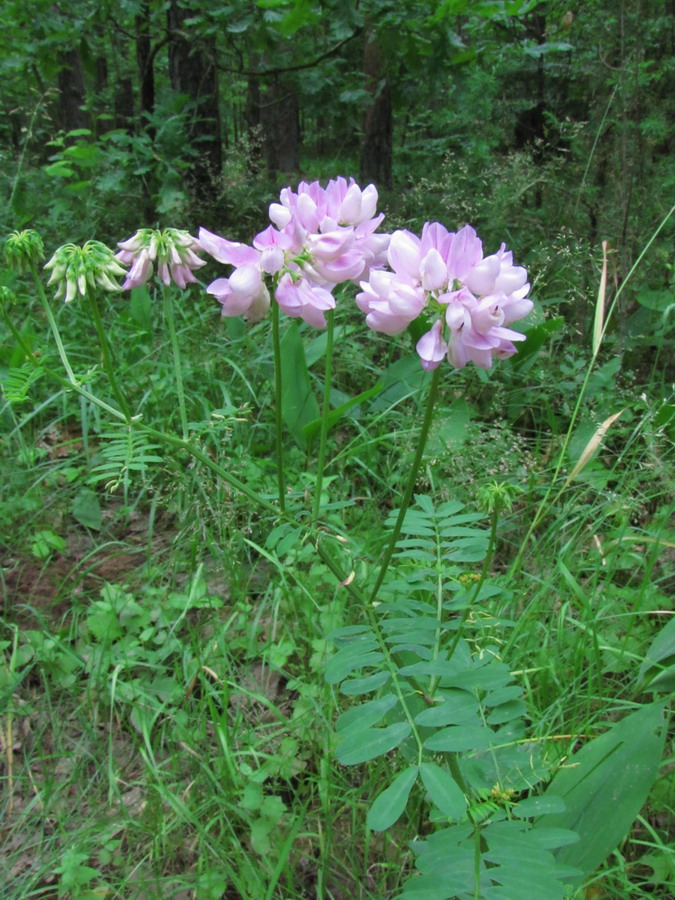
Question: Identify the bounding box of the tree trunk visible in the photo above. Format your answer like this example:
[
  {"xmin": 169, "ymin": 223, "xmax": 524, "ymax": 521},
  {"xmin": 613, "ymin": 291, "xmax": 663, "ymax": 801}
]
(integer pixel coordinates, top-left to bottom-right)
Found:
[
  {"xmin": 260, "ymin": 75, "xmax": 300, "ymax": 178},
  {"xmin": 135, "ymin": 2, "xmax": 155, "ymax": 137},
  {"xmin": 167, "ymin": 0, "xmax": 222, "ymax": 209},
  {"xmin": 56, "ymin": 48, "xmax": 89, "ymax": 133},
  {"xmin": 245, "ymin": 73, "xmax": 264, "ymax": 176},
  {"xmin": 359, "ymin": 30, "xmax": 392, "ymax": 190}
]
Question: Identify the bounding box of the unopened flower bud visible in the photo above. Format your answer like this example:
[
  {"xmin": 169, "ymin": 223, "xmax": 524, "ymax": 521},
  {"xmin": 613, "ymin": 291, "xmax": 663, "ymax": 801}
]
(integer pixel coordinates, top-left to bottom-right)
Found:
[
  {"xmin": 44, "ymin": 240, "xmax": 126, "ymax": 302},
  {"xmin": 4, "ymin": 230, "xmax": 45, "ymax": 272},
  {"xmin": 0, "ymin": 285, "xmax": 17, "ymax": 309}
]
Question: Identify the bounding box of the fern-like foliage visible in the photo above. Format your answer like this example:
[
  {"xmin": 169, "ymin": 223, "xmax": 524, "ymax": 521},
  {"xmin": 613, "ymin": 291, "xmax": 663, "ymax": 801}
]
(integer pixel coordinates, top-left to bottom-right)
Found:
[
  {"xmin": 327, "ymin": 495, "xmax": 579, "ymax": 900},
  {"xmin": 0, "ymin": 363, "xmax": 44, "ymax": 404},
  {"xmin": 88, "ymin": 425, "xmax": 163, "ymax": 492}
]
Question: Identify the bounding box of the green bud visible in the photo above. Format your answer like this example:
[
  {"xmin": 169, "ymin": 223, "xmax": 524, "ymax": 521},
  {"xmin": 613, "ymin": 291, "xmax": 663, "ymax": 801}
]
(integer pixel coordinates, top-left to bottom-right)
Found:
[
  {"xmin": 0, "ymin": 285, "xmax": 17, "ymax": 309},
  {"xmin": 477, "ymin": 480, "xmax": 522, "ymax": 515},
  {"xmin": 4, "ymin": 230, "xmax": 45, "ymax": 272},
  {"xmin": 43, "ymin": 240, "xmax": 126, "ymax": 302}
]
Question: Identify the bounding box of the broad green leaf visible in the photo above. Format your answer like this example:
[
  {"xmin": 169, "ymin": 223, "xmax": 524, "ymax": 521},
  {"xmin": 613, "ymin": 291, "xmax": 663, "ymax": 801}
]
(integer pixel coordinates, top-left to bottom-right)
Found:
[
  {"xmin": 511, "ymin": 316, "xmax": 564, "ymax": 369},
  {"xmin": 424, "ymin": 724, "xmax": 493, "ymax": 752},
  {"xmin": 637, "ymin": 616, "xmax": 675, "ymax": 693},
  {"xmin": 534, "ymin": 702, "xmax": 668, "ymax": 883},
  {"xmin": 324, "ymin": 637, "xmax": 380, "ymax": 684},
  {"xmin": 280, "ymin": 321, "xmax": 319, "ymax": 446},
  {"xmin": 302, "ymin": 380, "xmax": 384, "ymax": 440},
  {"xmin": 513, "ymin": 795, "xmax": 566, "ymax": 817},
  {"xmin": 636, "ymin": 288, "xmax": 674, "ymax": 310},
  {"xmin": 336, "ymin": 722, "xmax": 411, "ymax": 765},
  {"xmin": 336, "ymin": 693, "xmax": 398, "ymax": 736},
  {"xmin": 129, "ymin": 285, "xmax": 153, "ymax": 331},
  {"xmin": 367, "ymin": 766, "xmax": 418, "ymax": 831},
  {"xmin": 414, "ymin": 689, "xmax": 479, "ymax": 726},
  {"xmin": 340, "ymin": 671, "xmax": 391, "ymax": 695},
  {"xmin": 72, "ymin": 489, "xmax": 102, "ymax": 530},
  {"xmin": 419, "ymin": 762, "xmax": 466, "ymax": 819},
  {"xmin": 304, "ymin": 324, "xmax": 359, "ymax": 366}
]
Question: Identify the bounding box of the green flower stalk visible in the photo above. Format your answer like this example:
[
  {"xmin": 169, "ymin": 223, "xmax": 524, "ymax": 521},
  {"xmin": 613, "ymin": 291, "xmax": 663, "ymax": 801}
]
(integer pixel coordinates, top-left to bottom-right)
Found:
[
  {"xmin": 114, "ymin": 228, "xmax": 207, "ymax": 439},
  {"xmin": 42, "ymin": 241, "xmax": 130, "ymax": 418}
]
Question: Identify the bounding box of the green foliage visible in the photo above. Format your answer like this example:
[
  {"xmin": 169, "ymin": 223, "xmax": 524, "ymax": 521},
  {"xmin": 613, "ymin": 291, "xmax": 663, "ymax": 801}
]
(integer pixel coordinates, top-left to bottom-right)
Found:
[{"xmin": 535, "ymin": 702, "xmax": 668, "ymax": 886}]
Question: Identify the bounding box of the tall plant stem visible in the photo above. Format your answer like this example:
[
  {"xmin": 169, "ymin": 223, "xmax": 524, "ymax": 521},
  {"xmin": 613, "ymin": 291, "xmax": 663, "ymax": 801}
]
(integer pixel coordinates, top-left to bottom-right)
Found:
[
  {"xmin": 271, "ymin": 300, "xmax": 286, "ymax": 513},
  {"xmin": 313, "ymin": 308, "xmax": 335, "ymax": 524},
  {"xmin": 31, "ymin": 264, "xmax": 77, "ymax": 386},
  {"xmin": 162, "ymin": 284, "xmax": 189, "ymax": 440},
  {"xmin": 6, "ymin": 305, "xmax": 375, "ymax": 615},
  {"xmin": 86, "ymin": 290, "xmax": 132, "ymax": 421},
  {"xmin": 1, "ymin": 308, "xmax": 127, "ymax": 422},
  {"xmin": 369, "ymin": 366, "xmax": 442, "ymax": 603}
]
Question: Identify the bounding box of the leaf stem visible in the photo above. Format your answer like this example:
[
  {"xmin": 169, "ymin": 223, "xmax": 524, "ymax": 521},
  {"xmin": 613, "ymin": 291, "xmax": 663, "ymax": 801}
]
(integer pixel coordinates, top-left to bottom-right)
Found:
[
  {"xmin": 162, "ymin": 283, "xmax": 189, "ymax": 440},
  {"xmin": 0, "ymin": 308, "xmax": 127, "ymax": 421},
  {"xmin": 86, "ymin": 289, "xmax": 132, "ymax": 421},
  {"xmin": 30, "ymin": 263, "xmax": 77, "ymax": 385},
  {"xmin": 313, "ymin": 307, "xmax": 335, "ymax": 524},
  {"xmin": 271, "ymin": 299, "xmax": 286, "ymax": 513},
  {"xmin": 369, "ymin": 366, "xmax": 442, "ymax": 603}
]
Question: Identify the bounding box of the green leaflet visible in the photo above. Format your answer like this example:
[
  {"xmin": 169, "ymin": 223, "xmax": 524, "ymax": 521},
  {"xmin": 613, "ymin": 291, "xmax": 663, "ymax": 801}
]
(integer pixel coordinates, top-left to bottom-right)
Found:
[
  {"xmin": 336, "ymin": 722, "xmax": 412, "ymax": 766},
  {"xmin": 368, "ymin": 766, "xmax": 419, "ymax": 831},
  {"xmin": 340, "ymin": 671, "xmax": 391, "ymax": 695},
  {"xmin": 419, "ymin": 762, "xmax": 466, "ymax": 820},
  {"xmin": 324, "ymin": 634, "xmax": 380, "ymax": 684},
  {"xmin": 424, "ymin": 724, "xmax": 494, "ymax": 753},
  {"xmin": 336, "ymin": 693, "xmax": 398, "ymax": 736},
  {"xmin": 512, "ymin": 795, "xmax": 566, "ymax": 817},
  {"xmin": 280, "ymin": 320, "xmax": 319, "ymax": 446},
  {"xmin": 534, "ymin": 700, "xmax": 668, "ymax": 884},
  {"xmin": 414, "ymin": 689, "xmax": 479, "ymax": 726}
]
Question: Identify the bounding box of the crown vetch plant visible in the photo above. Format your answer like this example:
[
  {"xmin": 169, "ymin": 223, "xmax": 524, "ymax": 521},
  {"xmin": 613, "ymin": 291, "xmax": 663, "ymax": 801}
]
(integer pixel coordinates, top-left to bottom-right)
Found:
[{"xmin": 2, "ymin": 177, "xmax": 670, "ymax": 900}]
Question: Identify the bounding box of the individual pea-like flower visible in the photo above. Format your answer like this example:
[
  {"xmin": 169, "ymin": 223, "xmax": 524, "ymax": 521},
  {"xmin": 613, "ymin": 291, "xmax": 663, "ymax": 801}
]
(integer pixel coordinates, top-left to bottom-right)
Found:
[
  {"xmin": 357, "ymin": 222, "xmax": 532, "ymax": 370},
  {"xmin": 4, "ymin": 229, "xmax": 45, "ymax": 272},
  {"xmin": 115, "ymin": 228, "xmax": 206, "ymax": 290},
  {"xmin": 44, "ymin": 241, "xmax": 127, "ymax": 302}
]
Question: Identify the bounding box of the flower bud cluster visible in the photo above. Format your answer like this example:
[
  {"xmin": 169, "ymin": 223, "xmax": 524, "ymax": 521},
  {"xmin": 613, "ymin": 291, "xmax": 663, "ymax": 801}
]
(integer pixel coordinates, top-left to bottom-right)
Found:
[
  {"xmin": 115, "ymin": 228, "xmax": 206, "ymax": 290},
  {"xmin": 4, "ymin": 230, "xmax": 45, "ymax": 272},
  {"xmin": 44, "ymin": 241, "xmax": 127, "ymax": 302},
  {"xmin": 199, "ymin": 177, "xmax": 389, "ymax": 328},
  {"xmin": 356, "ymin": 223, "xmax": 532, "ymax": 370}
]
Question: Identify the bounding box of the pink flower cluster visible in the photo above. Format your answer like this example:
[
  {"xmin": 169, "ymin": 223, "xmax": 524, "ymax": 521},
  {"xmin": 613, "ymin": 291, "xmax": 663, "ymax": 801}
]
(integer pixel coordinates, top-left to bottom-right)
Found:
[
  {"xmin": 199, "ymin": 177, "xmax": 389, "ymax": 328},
  {"xmin": 356, "ymin": 223, "xmax": 532, "ymax": 370},
  {"xmin": 115, "ymin": 228, "xmax": 206, "ymax": 290}
]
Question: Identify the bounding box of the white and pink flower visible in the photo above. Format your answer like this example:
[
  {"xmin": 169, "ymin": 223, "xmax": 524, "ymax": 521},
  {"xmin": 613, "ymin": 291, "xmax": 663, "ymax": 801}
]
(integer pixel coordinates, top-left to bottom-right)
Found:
[
  {"xmin": 115, "ymin": 228, "xmax": 206, "ymax": 290},
  {"xmin": 357, "ymin": 222, "xmax": 532, "ymax": 370},
  {"xmin": 199, "ymin": 177, "xmax": 389, "ymax": 328}
]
